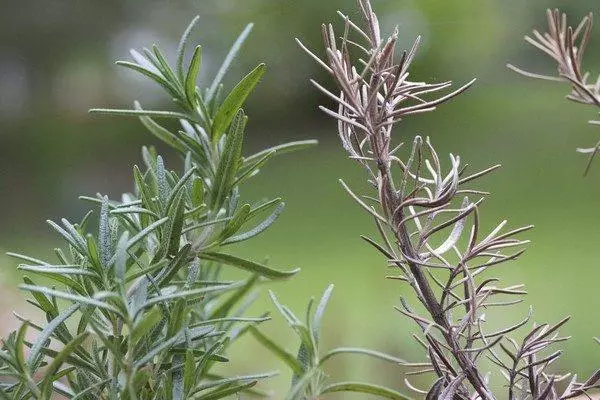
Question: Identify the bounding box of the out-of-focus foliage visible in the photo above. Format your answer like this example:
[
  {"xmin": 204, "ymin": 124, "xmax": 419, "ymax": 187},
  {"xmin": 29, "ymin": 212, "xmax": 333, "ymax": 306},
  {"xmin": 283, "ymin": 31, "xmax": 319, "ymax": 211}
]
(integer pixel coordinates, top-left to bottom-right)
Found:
[{"xmin": 254, "ymin": 285, "xmax": 408, "ymax": 399}]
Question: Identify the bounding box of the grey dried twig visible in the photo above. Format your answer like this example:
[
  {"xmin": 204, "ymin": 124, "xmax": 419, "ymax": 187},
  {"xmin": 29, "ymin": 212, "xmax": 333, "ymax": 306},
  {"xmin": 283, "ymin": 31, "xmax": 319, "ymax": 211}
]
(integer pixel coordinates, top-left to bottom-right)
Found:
[
  {"xmin": 508, "ymin": 9, "xmax": 600, "ymax": 175},
  {"xmin": 301, "ymin": 1, "xmax": 599, "ymax": 399}
]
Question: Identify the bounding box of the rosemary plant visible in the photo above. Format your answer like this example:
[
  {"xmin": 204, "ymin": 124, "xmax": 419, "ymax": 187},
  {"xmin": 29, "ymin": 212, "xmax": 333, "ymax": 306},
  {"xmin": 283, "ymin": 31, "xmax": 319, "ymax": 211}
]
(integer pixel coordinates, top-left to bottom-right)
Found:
[
  {"xmin": 0, "ymin": 10, "xmax": 410, "ymax": 400},
  {"xmin": 298, "ymin": 1, "xmax": 600, "ymax": 399},
  {"xmin": 1, "ymin": 15, "xmax": 317, "ymax": 399},
  {"xmin": 3, "ymin": 2, "xmax": 598, "ymax": 400},
  {"xmin": 508, "ymin": 9, "xmax": 600, "ymax": 175},
  {"xmin": 253, "ymin": 285, "xmax": 408, "ymax": 399},
  {"xmin": 509, "ymin": 3, "xmax": 600, "ymax": 358}
]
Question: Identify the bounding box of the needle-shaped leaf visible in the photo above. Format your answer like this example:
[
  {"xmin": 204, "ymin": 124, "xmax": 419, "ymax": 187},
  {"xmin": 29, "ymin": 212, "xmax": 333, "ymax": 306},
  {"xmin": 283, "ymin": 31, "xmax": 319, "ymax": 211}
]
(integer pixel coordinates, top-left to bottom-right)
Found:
[
  {"xmin": 134, "ymin": 102, "xmax": 187, "ymax": 153},
  {"xmin": 167, "ymin": 189, "xmax": 185, "ymax": 256},
  {"xmin": 166, "ymin": 166, "xmax": 197, "ymax": 212},
  {"xmin": 284, "ymin": 367, "xmax": 321, "ymax": 400},
  {"xmin": 220, "ymin": 203, "xmax": 250, "ymax": 240},
  {"xmin": 17, "ymin": 265, "xmax": 95, "ymax": 277},
  {"xmin": 131, "ymin": 306, "xmax": 163, "ymax": 345},
  {"xmin": 90, "ymin": 108, "xmax": 197, "ymax": 123},
  {"xmin": 195, "ymin": 381, "xmax": 259, "ymax": 400},
  {"xmin": 268, "ymin": 290, "xmax": 301, "ymax": 326},
  {"xmin": 222, "ymin": 202, "xmax": 284, "ymax": 245},
  {"xmin": 207, "ymin": 23, "xmax": 254, "ymax": 101},
  {"xmin": 185, "ymin": 45, "xmax": 202, "ymax": 106},
  {"xmin": 40, "ymin": 333, "xmax": 89, "ymax": 399},
  {"xmin": 20, "ymin": 285, "xmax": 122, "ymax": 316},
  {"xmin": 192, "ymin": 372, "xmax": 276, "ymax": 394},
  {"xmin": 133, "ymin": 165, "xmax": 158, "ymax": 214},
  {"xmin": 126, "ymin": 217, "xmax": 169, "ymax": 250},
  {"xmin": 211, "ymin": 109, "xmax": 246, "ymax": 209},
  {"xmin": 136, "ymin": 283, "xmax": 239, "ymax": 317},
  {"xmin": 99, "ymin": 196, "xmax": 110, "ymax": 268},
  {"xmin": 116, "ymin": 61, "xmax": 179, "ymax": 99},
  {"xmin": 21, "ymin": 277, "xmax": 55, "ymax": 315},
  {"xmin": 242, "ymin": 139, "xmax": 318, "ymax": 167},
  {"xmin": 233, "ymin": 149, "xmax": 275, "ymax": 186},
  {"xmin": 114, "ymin": 231, "xmax": 129, "ymax": 282},
  {"xmin": 183, "ymin": 347, "xmax": 196, "ymax": 396},
  {"xmin": 320, "ymin": 347, "xmax": 406, "ymax": 365},
  {"xmin": 191, "ymin": 177, "xmax": 204, "ymax": 207},
  {"xmin": 28, "ymin": 304, "xmax": 80, "ymax": 370},
  {"xmin": 18, "ymin": 265, "xmax": 89, "ymax": 295},
  {"xmin": 155, "ymin": 244, "xmax": 191, "ymax": 287},
  {"xmin": 46, "ymin": 219, "xmax": 85, "ymax": 255},
  {"xmin": 320, "ymin": 382, "xmax": 412, "ymax": 399},
  {"xmin": 177, "ymin": 15, "xmax": 201, "ymax": 81},
  {"xmin": 152, "ymin": 45, "xmax": 181, "ymax": 92},
  {"xmin": 134, "ymin": 329, "xmax": 184, "ymax": 369},
  {"xmin": 312, "ymin": 284, "xmax": 334, "ymax": 343},
  {"xmin": 156, "ymin": 156, "xmax": 169, "ymax": 208},
  {"xmin": 209, "ymin": 274, "xmax": 259, "ymax": 319},
  {"xmin": 7, "ymin": 252, "xmax": 50, "ymax": 266},
  {"xmin": 200, "ymin": 252, "xmax": 299, "ymax": 279},
  {"xmin": 211, "ymin": 64, "xmax": 264, "ymax": 142},
  {"xmin": 249, "ymin": 326, "xmax": 304, "ymax": 376}
]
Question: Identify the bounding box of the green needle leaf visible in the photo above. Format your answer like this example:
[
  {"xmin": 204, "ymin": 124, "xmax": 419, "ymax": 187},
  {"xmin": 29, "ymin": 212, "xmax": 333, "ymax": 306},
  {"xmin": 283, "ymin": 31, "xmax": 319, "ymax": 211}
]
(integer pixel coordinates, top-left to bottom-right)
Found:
[
  {"xmin": 242, "ymin": 140, "xmax": 318, "ymax": 167},
  {"xmin": 40, "ymin": 333, "xmax": 90, "ymax": 399},
  {"xmin": 28, "ymin": 304, "xmax": 80, "ymax": 370},
  {"xmin": 211, "ymin": 64, "xmax": 265, "ymax": 142},
  {"xmin": 320, "ymin": 382, "xmax": 412, "ymax": 399},
  {"xmin": 89, "ymin": 108, "xmax": 197, "ymax": 123},
  {"xmin": 200, "ymin": 252, "xmax": 299, "ymax": 279},
  {"xmin": 312, "ymin": 284, "xmax": 334, "ymax": 343},
  {"xmin": 320, "ymin": 347, "xmax": 406, "ymax": 366},
  {"xmin": 177, "ymin": 15, "xmax": 201, "ymax": 81},
  {"xmin": 211, "ymin": 109, "xmax": 247, "ymax": 209},
  {"xmin": 249, "ymin": 326, "xmax": 304, "ymax": 376},
  {"xmin": 185, "ymin": 45, "xmax": 202, "ymax": 106},
  {"xmin": 207, "ymin": 23, "xmax": 254, "ymax": 101}
]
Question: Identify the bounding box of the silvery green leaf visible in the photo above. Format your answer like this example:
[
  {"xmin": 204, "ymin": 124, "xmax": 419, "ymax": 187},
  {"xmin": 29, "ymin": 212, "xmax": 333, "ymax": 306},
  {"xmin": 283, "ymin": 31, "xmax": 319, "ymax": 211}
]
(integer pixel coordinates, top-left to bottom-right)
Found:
[
  {"xmin": 99, "ymin": 196, "xmax": 110, "ymax": 268},
  {"xmin": 206, "ymin": 23, "xmax": 253, "ymax": 101},
  {"xmin": 134, "ymin": 328, "xmax": 185, "ymax": 369},
  {"xmin": 222, "ymin": 202, "xmax": 284, "ymax": 245},
  {"xmin": 176, "ymin": 15, "xmax": 201, "ymax": 81},
  {"xmin": 211, "ymin": 64, "xmax": 264, "ymax": 142},
  {"xmin": 312, "ymin": 284, "xmax": 334, "ymax": 344},
  {"xmin": 249, "ymin": 326, "xmax": 303, "ymax": 376},
  {"xmin": 114, "ymin": 231, "xmax": 129, "ymax": 283},
  {"xmin": 28, "ymin": 304, "xmax": 80, "ymax": 369},
  {"xmin": 200, "ymin": 252, "xmax": 299, "ymax": 280},
  {"xmin": 185, "ymin": 45, "xmax": 202, "ymax": 106},
  {"xmin": 320, "ymin": 382, "xmax": 412, "ymax": 399}
]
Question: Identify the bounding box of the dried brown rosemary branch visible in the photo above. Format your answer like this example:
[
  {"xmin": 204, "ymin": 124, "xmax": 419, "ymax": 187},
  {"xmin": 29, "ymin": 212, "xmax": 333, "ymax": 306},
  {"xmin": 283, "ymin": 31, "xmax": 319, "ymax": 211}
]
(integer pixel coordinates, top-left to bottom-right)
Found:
[
  {"xmin": 300, "ymin": 1, "xmax": 600, "ymax": 399},
  {"xmin": 508, "ymin": 9, "xmax": 600, "ymax": 175}
]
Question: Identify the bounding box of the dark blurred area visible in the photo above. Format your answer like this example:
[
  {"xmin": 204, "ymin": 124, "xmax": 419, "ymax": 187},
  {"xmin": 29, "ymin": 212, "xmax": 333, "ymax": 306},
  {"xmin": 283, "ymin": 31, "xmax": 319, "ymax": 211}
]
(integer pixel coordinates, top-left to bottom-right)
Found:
[{"xmin": 1, "ymin": 0, "xmax": 599, "ymax": 396}]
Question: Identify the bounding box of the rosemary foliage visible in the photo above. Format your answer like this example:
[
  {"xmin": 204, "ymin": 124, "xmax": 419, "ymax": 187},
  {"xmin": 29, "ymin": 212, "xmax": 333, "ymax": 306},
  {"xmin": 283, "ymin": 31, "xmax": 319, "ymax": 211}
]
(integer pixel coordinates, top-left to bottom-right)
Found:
[
  {"xmin": 0, "ymin": 11, "xmax": 410, "ymax": 400},
  {"xmin": 299, "ymin": 1, "xmax": 600, "ymax": 399},
  {"xmin": 254, "ymin": 285, "xmax": 408, "ymax": 399},
  {"xmin": 2, "ymin": 2, "xmax": 599, "ymax": 400},
  {"xmin": 2, "ymin": 15, "xmax": 315, "ymax": 399},
  {"xmin": 508, "ymin": 9, "xmax": 600, "ymax": 175}
]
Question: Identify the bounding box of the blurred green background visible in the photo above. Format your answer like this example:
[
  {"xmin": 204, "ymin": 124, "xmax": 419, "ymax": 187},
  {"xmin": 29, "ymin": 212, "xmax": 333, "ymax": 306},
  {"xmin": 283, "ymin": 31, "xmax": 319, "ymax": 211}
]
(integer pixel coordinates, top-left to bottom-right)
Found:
[{"xmin": 1, "ymin": 0, "xmax": 599, "ymax": 397}]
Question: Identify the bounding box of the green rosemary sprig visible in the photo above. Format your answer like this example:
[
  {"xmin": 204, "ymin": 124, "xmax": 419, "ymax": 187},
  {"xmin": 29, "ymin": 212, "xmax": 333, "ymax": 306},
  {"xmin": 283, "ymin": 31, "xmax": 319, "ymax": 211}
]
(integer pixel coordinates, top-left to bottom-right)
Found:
[{"xmin": 2, "ymin": 14, "xmax": 314, "ymax": 399}]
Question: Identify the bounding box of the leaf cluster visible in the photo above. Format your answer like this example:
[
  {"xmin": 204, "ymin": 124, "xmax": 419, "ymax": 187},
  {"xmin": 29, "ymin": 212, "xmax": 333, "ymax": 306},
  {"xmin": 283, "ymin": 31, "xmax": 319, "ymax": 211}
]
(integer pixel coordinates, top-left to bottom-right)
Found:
[
  {"xmin": 0, "ymin": 11, "xmax": 411, "ymax": 400},
  {"xmin": 508, "ymin": 9, "xmax": 600, "ymax": 175},
  {"xmin": 1, "ymin": 15, "xmax": 309, "ymax": 400},
  {"xmin": 300, "ymin": 1, "xmax": 600, "ymax": 399},
  {"xmin": 252, "ymin": 285, "xmax": 408, "ymax": 399}
]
